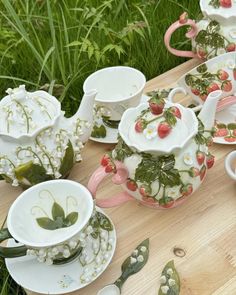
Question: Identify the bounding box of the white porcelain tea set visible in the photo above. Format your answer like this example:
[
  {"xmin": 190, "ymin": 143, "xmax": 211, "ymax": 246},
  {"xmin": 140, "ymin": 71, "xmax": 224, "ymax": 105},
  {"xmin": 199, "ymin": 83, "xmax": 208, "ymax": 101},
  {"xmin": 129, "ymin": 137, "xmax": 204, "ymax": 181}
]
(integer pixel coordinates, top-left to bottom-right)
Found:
[{"xmin": 1, "ymin": 1, "xmax": 236, "ymax": 294}]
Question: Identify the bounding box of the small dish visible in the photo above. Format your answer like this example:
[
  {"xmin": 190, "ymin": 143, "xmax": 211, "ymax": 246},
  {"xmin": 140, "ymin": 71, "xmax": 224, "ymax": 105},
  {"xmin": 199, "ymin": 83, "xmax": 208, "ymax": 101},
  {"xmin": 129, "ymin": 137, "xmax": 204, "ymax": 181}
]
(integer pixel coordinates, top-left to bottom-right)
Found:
[
  {"xmin": 5, "ymin": 208, "xmax": 116, "ymax": 295},
  {"xmin": 90, "ymin": 94, "xmax": 149, "ymax": 144},
  {"xmin": 214, "ymin": 102, "xmax": 236, "ymax": 144}
]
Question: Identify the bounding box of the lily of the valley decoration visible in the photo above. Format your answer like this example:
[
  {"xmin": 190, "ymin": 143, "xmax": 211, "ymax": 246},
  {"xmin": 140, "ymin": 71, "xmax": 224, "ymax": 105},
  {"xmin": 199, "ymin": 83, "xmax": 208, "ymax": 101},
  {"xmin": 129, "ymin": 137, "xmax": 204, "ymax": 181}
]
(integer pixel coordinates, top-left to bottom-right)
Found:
[{"xmin": 158, "ymin": 260, "xmax": 180, "ymax": 295}]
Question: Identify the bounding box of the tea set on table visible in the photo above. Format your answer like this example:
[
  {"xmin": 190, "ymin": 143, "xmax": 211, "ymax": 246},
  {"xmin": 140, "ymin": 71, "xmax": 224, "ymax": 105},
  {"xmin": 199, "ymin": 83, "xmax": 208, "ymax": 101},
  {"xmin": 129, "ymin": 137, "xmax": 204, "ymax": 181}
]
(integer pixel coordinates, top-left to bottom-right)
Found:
[{"xmin": 1, "ymin": 1, "xmax": 236, "ymax": 294}]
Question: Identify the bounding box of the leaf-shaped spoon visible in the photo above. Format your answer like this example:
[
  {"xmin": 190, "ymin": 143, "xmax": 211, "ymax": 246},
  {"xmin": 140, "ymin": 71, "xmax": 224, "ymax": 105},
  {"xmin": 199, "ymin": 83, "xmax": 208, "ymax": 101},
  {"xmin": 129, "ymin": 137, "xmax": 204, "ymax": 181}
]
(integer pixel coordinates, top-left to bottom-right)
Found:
[
  {"xmin": 158, "ymin": 260, "xmax": 180, "ymax": 295},
  {"xmin": 97, "ymin": 238, "xmax": 149, "ymax": 295}
]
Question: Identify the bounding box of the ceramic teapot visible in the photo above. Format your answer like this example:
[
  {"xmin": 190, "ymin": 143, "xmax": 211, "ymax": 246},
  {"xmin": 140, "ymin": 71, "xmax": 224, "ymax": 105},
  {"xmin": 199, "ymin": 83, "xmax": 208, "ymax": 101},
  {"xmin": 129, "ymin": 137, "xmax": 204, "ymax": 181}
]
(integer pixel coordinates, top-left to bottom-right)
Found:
[
  {"xmin": 0, "ymin": 85, "xmax": 96, "ymax": 188},
  {"xmin": 165, "ymin": 0, "xmax": 236, "ymax": 60},
  {"xmin": 88, "ymin": 90, "xmax": 222, "ymax": 209}
]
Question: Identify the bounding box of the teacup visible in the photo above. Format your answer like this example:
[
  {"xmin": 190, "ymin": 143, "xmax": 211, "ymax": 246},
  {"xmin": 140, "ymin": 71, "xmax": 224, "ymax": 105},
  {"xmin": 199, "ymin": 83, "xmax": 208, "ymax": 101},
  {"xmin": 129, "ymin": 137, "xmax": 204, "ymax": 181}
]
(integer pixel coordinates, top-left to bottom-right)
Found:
[
  {"xmin": 0, "ymin": 180, "xmax": 95, "ymax": 265},
  {"xmin": 83, "ymin": 66, "xmax": 146, "ymax": 126},
  {"xmin": 168, "ymin": 52, "xmax": 236, "ymax": 111},
  {"xmin": 225, "ymin": 151, "xmax": 236, "ymax": 180}
]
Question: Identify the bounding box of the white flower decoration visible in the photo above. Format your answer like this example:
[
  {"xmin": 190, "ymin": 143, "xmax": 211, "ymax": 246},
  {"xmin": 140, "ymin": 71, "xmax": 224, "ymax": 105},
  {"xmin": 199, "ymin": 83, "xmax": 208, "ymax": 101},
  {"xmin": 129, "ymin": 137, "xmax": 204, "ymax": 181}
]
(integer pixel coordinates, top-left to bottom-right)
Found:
[
  {"xmin": 229, "ymin": 29, "xmax": 236, "ymax": 39},
  {"xmin": 166, "ymin": 187, "xmax": 180, "ymax": 200},
  {"xmin": 227, "ymin": 59, "xmax": 236, "ymax": 70},
  {"xmin": 143, "ymin": 125, "xmax": 157, "ymax": 140},
  {"xmin": 183, "ymin": 152, "xmax": 193, "ymax": 166}
]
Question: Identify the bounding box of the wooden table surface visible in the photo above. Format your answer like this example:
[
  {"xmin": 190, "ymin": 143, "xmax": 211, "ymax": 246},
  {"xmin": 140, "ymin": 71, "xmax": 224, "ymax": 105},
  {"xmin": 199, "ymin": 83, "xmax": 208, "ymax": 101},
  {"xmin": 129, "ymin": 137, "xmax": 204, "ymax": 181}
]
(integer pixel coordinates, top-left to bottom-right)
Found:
[{"xmin": 1, "ymin": 59, "xmax": 236, "ymax": 295}]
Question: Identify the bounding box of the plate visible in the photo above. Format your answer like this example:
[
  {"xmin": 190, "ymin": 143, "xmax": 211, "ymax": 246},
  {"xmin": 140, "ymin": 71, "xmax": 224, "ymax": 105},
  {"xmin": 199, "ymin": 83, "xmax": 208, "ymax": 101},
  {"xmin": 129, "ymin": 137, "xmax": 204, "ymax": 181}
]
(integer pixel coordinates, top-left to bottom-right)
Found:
[
  {"xmin": 90, "ymin": 94, "xmax": 149, "ymax": 144},
  {"xmin": 6, "ymin": 209, "xmax": 116, "ymax": 295},
  {"xmin": 213, "ymin": 103, "xmax": 236, "ymax": 144}
]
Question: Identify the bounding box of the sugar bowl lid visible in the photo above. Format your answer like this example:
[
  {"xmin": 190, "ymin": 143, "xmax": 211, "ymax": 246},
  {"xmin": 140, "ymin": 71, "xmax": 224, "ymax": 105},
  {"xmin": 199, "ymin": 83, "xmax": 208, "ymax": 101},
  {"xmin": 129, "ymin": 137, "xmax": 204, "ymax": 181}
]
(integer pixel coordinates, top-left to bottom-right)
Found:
[
  {"xmin": 118, "ymin": 96, "xmax": 198, "ymax": 155},
  {"xmin": 0, "ymin": 85, "xmax": 61, "ymax": 138},
  {"xmin": 200, "ymin": 0, "xmax": 236, "ymax": 23}
]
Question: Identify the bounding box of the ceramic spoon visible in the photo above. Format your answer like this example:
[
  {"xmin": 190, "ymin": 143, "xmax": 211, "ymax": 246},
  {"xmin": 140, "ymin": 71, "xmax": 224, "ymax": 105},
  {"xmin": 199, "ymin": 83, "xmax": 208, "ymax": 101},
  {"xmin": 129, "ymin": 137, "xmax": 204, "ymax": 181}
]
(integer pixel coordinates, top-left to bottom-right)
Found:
[{"xmin": 97, "ymin": 238, "xmax": 149, "ymax": 295}]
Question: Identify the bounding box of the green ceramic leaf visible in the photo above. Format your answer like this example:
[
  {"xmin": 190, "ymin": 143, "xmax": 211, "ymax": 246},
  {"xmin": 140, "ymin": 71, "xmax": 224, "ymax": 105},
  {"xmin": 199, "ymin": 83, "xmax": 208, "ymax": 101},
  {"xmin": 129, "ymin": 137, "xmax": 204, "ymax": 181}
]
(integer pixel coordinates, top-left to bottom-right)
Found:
[
  {"xmin": 208, "ymin": 20, "xmax": 220, "ymax": 34},
  {"xmin": 52, "ymin": 202, "xmax": 65, "ymax": 221},
  {"xmin": 217, "ymin": 123, "xmax": 227, "ymax": 129},
  {"xmin": 14, "ymin": 161, "xmax": 52, "ymax": 188},
  {"xmin": 209, "ymin": 0, "xmax": 220, "ymax": 8},
  {"xmin": 36, "ymin": 217, "xmax": 58, "ymax": 230},
  {"xmin": 91, "ymin": 125, "xmax": 106, "ymax": 138},
  {"xmin": 228, "ymin": 123, "xmax": 236, "ymax": 130},
  {"xmin": 185, "ymin": 74, "xmax": 194, "ymax": 86},
  {"xmin": 115, "ymin": 238, "xmax": 149, "ymax": 290},
  {"xmin": 159, "ymin": 169, "xmax": 181, "ymax": 187},
  {"xmin": 97, "ymin": 212, "xmax": 113, "ymax": 231},
  {"xmin": 64, "ymin": 212, "xmax": 78, "ymax": 226},
  {"xmin": 113, "ymin": 137, "xmax": 133, "ymax": 162},
  {"xmin": 158, "ymin": 260, "xmax": 180, "ymax": 295},
  {"xmin": 59, "ymin": 140, "xmax": 74, "ymax": 177},
  {"xmin": 102, "ymin": 117, "xmax": 120, "ymax": 129}
]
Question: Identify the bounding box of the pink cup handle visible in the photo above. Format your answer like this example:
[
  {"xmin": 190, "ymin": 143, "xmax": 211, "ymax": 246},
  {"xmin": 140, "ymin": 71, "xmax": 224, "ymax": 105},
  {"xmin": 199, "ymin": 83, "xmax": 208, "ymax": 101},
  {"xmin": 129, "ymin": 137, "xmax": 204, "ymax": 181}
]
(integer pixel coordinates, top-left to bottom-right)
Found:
[
  {"xmin": 216, "ymin": 95, "xmax": 236, "ymax": 112},
  {"xmin": 88, "ymin": 161, "xmax": 134, "ymax": 208},
  {"xmin": 164, "ymin": 18, "xmax": 198, "ymax": 58}
]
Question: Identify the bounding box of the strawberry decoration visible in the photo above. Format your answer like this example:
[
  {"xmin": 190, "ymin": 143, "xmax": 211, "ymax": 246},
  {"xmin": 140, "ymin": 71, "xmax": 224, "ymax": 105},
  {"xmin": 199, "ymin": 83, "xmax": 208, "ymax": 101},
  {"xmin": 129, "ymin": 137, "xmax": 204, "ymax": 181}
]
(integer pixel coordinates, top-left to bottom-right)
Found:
[
  {"xmin": 179, "ymin": 12, "xmax": 188, "ymax": 24},
  {"xmin": 139, "ymin": 184, "xmax": 152, "ymax": 197},
  {"xmin": 197, "ymin": 48, "xmax": 208, "ymax": 59},
  {"xmin": 217, "ymin": 70, "xmax": 229, "ymax": 80},
  {"xmin": 206, "ymin": 154, "xmax": 215, "ymax": 169},
  {"xmin": 214, "ymin": 128, "xmax": 229, "ymax": 137},
  {"xmin": 101, "ymin": 153, "xmax": 116, "ymax": 173},
  {"xmin": 170, "ymin": 106, "xmax": 182, "ymax": 119},
  {"xmin": 126, "ymin": 179, "xmax": 138, "ymax": 191},
  {"xmin": 158, "ymin": 121, "xmax": 172, "ymax": 138},
  {"xmin": 200, "ymin": 165, "xmax": 207, "ymax": 181},
  {"xmin": 224, "ymin": 136, "xmax": 236, "ymax": 142},
  {"xmin": 191, "ymin": 88, "xmax": 200, "ymax": 96},
  {"xmin": 189, "ymin": 167, "xmax": 200, "ymax": 177},
  {"xmin": 220, "ymin": 0, "xmax": 232, "ymax": 8},
  {"xmin": 226, "ymin": 43, "xmax": 236, "ymax": 52},
  {"xmin": 233, "ymin": 68, "xmax": 236, "ymax": 80},
  {"xmin": 105, "ymin": 163, "xmax": 116, "ymax": 173},
  {"xmin": 180, "ymin": 183, "xmax": 193, "ymax": 197},
  {"xmin": 157, "ymin": 107, "xmax": 178, "ymax": 139},
  {"xmin": 135, "ymin": 119, "xmax": 145, "ymax": 133},
  {"xmin": 101, "ymin": 154, "xmax": 110, "ymax": 166},
  {"xmin": 196, "ymin": 150, "xmax": 205, "ymax": 165},
  {"xmin": 159, "ymin": 197, "xmax": 175, "ymax": 208},
  {"xmin": 207, "ymin": 83, "xmax": 220, "ymax": 94},
  {"xmin": 148, "ymin": 95, "xmax": 165, "ymax": 115},
  {"xmin": 221, "ymin": 80, "xmax": 232, "ymax": 92}
]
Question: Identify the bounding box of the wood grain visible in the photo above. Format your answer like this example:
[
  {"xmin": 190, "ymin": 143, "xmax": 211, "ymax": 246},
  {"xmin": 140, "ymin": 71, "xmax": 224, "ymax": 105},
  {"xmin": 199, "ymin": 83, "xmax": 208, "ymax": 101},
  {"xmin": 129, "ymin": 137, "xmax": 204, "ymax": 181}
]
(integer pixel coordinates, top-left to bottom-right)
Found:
[{"xmin": 0, "ymin": 58, "xmax": 235, "ymax": 295}]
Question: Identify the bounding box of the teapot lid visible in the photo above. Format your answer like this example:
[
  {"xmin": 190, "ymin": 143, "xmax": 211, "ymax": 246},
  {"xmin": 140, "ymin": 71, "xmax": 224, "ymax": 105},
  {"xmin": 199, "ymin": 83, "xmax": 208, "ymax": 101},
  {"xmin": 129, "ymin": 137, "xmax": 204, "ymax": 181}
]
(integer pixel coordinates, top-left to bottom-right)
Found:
[
  {"xmin": 200, "ymin": 0, "xmax": 236, "ymax": 23},
  {"xmin": 118, "ymin": 96, "xmax": 198, "ymax": 154},
  {"xmin": 0, "ymin": 85, "xmax": 61, "ymax": 138}
]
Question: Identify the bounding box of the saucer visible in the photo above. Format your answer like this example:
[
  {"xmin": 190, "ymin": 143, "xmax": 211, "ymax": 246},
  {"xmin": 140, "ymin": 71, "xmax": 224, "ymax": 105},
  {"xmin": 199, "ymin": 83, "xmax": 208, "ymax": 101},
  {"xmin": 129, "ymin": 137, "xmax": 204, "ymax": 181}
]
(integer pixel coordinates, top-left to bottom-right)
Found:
[
  {"xmin": 214, "ymin": 103, "xmax": 236, "ymax": 144},
  {"xmin": 90, "ymin": 95, "xmax": 149, "ymax": 144},
  {"xmin": 6, "ymin": 209, "xmax": 116, "ymax": 295}
]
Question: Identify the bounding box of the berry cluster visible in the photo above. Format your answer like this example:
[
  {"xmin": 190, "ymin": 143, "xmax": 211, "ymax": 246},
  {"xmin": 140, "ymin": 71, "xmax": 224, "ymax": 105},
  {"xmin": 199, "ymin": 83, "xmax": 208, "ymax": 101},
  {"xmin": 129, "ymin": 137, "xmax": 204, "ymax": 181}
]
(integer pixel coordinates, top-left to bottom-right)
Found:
[
  {"xmin": 101, "ymin": 154, "xmax": 116, "ymax": 173},
  {"xmin": 209, "ymin": 0, "xmax": 232, "ymax": 8},
  {"xmin": 214, "ymin": 122, "xmax": 236, "ymax": 142}
]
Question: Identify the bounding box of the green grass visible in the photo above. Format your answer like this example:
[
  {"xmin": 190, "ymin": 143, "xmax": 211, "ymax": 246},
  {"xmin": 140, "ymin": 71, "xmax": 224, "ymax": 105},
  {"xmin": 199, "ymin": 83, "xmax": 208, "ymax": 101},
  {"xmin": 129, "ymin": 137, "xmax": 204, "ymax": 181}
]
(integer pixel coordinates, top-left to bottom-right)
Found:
[
  {"xmin": 0, "ymin": 0, "xmax": 201, "ymax": 116},
  {"xmin": 0, "ymin": 0, "xmax": 201, "ymax": 293}
]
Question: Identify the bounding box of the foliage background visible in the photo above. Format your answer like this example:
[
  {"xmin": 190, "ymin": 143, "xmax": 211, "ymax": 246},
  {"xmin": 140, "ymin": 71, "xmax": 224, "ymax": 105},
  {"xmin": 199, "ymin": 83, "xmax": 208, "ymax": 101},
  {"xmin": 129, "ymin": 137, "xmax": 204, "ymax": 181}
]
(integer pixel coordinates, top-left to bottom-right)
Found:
[{"xmin": 0, "ymin": 0, "xmax": 200, "ymax": 294}]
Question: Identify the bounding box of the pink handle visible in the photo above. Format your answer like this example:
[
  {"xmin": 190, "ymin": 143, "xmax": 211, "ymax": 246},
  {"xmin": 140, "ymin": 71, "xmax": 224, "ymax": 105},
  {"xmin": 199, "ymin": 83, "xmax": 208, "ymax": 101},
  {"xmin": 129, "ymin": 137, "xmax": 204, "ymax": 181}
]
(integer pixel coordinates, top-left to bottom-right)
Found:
[
  {"xmin": 216, "ymin": 95, "xmax": 236, "ymax": 112},
  {"xmin": 164, "ymin": 17, "xmax": 198, "ymax": 58},
  {"xmin": 88, "ymin": 161, "xmax": 134, "ymax": 208}
]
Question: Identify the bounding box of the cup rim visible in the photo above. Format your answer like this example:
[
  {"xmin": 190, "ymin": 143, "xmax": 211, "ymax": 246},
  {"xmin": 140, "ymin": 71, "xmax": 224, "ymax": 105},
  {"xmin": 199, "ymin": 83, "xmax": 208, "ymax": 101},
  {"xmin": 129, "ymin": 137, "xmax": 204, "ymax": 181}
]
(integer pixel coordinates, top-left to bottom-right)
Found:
[
  {"xmin": 7, "ymin": 179, "xmax": 94, "ymax": 248},
  {"xmin": 83, "ymin": 66, "xmax": 146, "ymax": 103}
]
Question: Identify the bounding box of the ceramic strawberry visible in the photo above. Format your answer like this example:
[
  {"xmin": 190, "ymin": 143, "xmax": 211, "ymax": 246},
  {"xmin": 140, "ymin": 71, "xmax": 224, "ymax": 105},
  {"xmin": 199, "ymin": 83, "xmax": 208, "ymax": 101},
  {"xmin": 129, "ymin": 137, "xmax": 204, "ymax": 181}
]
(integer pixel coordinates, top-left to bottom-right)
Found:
[{"xmin": 89, "ymin": 90, "xmax": 222, "ymax": 210}]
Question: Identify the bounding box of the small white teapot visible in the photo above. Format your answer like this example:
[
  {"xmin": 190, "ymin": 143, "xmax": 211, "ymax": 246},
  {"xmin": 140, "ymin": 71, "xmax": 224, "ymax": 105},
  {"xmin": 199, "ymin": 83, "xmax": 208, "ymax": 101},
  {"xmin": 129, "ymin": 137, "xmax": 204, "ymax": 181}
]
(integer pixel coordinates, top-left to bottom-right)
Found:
[
  {"xmin": 88, "ymin": 90, "xmax": 221, "ymax": 209},
  {"xmin": 165, "ymin": 0, "xmax": 236, "ymax": 60},
  {"xmin": 0, "ymin": 85, "xmax": 96, "ymax": 188}
]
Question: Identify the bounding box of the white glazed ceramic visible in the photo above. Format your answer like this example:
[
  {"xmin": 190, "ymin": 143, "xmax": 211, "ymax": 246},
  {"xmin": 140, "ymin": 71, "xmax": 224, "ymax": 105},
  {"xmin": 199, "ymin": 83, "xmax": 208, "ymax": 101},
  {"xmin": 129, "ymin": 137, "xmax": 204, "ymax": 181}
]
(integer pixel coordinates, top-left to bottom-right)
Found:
[
  {"xmin": 83, "ymin": 66, "xmax": 146, "ymax": 121},
  {"xmin": 88, "ymin": 91, "xmax": 221, "ymax": 209},
  {"xmin": 0, "ymin": 85, "xmax": 97, "ymax": 188},
  {"xmin": 165, "ymin": 0, "xmax": 236, "ymax": 60},
  {"xmin": 225, "ymin": 151, "xmax": 236, "ymax": 180},
  {"xmin": 6, "ymin": 208, "xmax": 116, "ymax": 295}
]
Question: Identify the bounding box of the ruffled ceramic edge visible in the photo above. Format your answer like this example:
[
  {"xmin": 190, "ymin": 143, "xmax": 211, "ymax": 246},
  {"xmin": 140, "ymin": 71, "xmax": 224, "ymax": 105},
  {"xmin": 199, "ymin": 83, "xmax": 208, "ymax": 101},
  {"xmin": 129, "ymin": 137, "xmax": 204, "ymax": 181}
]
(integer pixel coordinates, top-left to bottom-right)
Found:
[
  {"xmin": 200, "ymin": 0, "xmax": 236, "ymax": 22},
  {"xmin": 118, "ymin": 102, "xmax": 199, "ymax": 154}
]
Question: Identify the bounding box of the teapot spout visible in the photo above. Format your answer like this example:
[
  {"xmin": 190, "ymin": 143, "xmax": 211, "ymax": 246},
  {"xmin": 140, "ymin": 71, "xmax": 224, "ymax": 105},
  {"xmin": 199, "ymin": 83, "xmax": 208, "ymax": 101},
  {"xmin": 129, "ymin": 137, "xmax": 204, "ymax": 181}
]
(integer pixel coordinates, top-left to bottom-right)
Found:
[
  {"xmin": 198, "ymin": 90, "xmax": 222, "ymax": 130},
  {"xmin": 67, "ymin": 90, "xmax": 97, "ymax": 143}
]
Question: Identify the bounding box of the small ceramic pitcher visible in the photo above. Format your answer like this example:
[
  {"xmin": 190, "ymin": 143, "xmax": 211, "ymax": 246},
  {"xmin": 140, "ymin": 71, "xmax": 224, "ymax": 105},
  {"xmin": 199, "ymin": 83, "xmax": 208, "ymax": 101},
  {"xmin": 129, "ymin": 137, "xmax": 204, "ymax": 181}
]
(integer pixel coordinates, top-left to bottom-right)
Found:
[
  {"xmin": 0, "ymin": 180, "xmax": 96, "ymax": 265},
  {"xmin": 165, "ymin": 0, "xmax": 236, "ymax": 60},
  {"xmin": 225, "ymin": 151, "xmax": 236, "ymax": 180}
]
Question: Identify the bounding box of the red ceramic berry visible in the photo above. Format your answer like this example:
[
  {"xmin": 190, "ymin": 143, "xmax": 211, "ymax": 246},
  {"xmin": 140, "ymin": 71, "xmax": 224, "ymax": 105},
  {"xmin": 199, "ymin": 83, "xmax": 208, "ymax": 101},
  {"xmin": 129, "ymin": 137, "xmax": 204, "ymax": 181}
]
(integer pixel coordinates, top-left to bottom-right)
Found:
[
  {"xmin": 221, "ymin": 80, "xmax": 232, "ymax": 92},
  {"xmin": 135, "ymin": 120, "xmax": 145, "ymax": 133},
  {"xmin": 101, "ymin": 154, "xmax": 110, "ymax": 167},
  {"xmin": 217, "ymin": 70, "xmax": 229, "ymax": 80},
  {"xmin": 139, "ymin": 185, "xmax": 151, "ymax": 197},
  {"xmin": 159, "ymin": 197, "xmax": 175, "ymax": 209},
  {"xmin": 105, "ymin": 164, "xmax": 115, "ymax": 173},
  {"xmin": 226, "ymin": 43, "xmax": 236, "ymax": 52},
  {"xmin": 224, "ymin": 136, "xmax": 236, "ymax": 142},
  {"xmin": 206, "ymin": 154, "xmax": 215, "ymax": 169},
  {"xmin": 126, "ymin": 179, "xmax": 138, "ymax": 191},
  {"xmin": 181, "ymin": 183, "xmax": 193, "ymax": 197},
  {"xmin": 220, "ymin": 0, "xmax": 232, "ymax": 8},
  {"xmin": 191, "ymin": 88, "xmax": 200, "ymax": 96},
  {"xmin": 148, "ymin": 97, "xmax": 165, "ymax": 115},
  {"xmin": 189, "ymin": 167, "xmax": 200, "ymax": 177},
  {"xmin": 170, "ymin": 106, "xmax": 182, "ymax": 119},
  {"xmin": 199, "ymin": 93, "xmax": 208, "ymax": 101},
  {"xmin": 207, "ymin": 83, "xmax": 220, "ymax": 94},
  {"xmin": 200, "ymin": 165, "xmax": 207, "ymax": 181},
  {"xmin": 158, "ymin": 121, "xmax": 172, "ymax": 138},
  {"xmin": 197, "ymin": 48, "xmax": 207, "ymax": 59},
  {"xmin": 214, "ymin": 128, "xmax": 229, "ymax": 137},
  {"xmin": 179, "ymin": 12, "xmax": 188, "ymax": 24},
  {"xmin": 196, "ymin": 150, "xmax": 205, "ymax": 165}
]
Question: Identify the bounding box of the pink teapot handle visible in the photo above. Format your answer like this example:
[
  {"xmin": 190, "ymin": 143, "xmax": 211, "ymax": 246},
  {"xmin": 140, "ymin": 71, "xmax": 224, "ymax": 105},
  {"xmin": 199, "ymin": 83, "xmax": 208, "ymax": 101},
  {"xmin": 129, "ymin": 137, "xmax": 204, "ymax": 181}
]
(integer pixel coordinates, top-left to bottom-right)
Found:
[
  {"xmin": 164, "ymin": 13, "xmax": 199, "ymax": 59},
  {"xmin": 88, "ymin": 161, "xmax": 134, "ymax": 208}
]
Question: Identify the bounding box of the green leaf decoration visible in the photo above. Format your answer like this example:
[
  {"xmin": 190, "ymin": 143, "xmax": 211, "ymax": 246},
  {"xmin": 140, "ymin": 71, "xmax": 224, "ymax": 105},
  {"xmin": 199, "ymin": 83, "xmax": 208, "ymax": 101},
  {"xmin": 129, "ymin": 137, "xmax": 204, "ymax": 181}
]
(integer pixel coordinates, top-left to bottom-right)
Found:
[
  {"xmin": 209, "ymin": 0, "xmax": 220, "ymax": 8},
  {"xmin": 227, "ymin": 123, "xmax": 236, "ymax": 130},
  {"xmin": 113, "ymin": 136, "xmax": 134, "ymax": 162},
  {"xmin": 159, "ymin": 169, "xmax": 181, "ymax": 187},
  {"xmin": 115, "ymin": 238, "xmax": 149, "ymax": 290},
  {"xmin": 102, "ymin": 117, "xmax": 120, "ymax": 129},
  {"xmin": 52, "ymin": 202, "xmax": 65, "ymax": 221},
  {"xmin": 64, "ymin": 212, "xmax": 78, "ymax": 226},
  {"xmin": 196, "ymin": 64, "xmax": 207, "ymax": 74},
  {"xmin": 164, "ymin": 109, "xmax": 177, "ymax": 127},
  {"xmin": 36, "ymin": 217, "xmax": 58, "ymax": 230},
  {"xmin": 195, "ymin": 29, "xmax": 208, "ymax": 46},
  {"xmin": 158, "ymin": 260, "xmax": 180, "ymax": 295},
  {"xmin": 59, "ymin": 140, "xmax": 74, "ymax": 177},
  {"xmin": 217, "ymin": 123, "xmax": 227, "ymax": 129},
  {"xmin": 208, "ymin": 20, "xmax": 220, "ymax": 34},
  {"xmin": 91, "ymin": 124, "xmax": 106, "ymax": 138},
  {"xmin": 97, "ymin": 212, "xmax": 113, "ymax": 231},
  {"xmin": 185, "ymin": 74, "xmax": 194, "ymax": 86}
]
